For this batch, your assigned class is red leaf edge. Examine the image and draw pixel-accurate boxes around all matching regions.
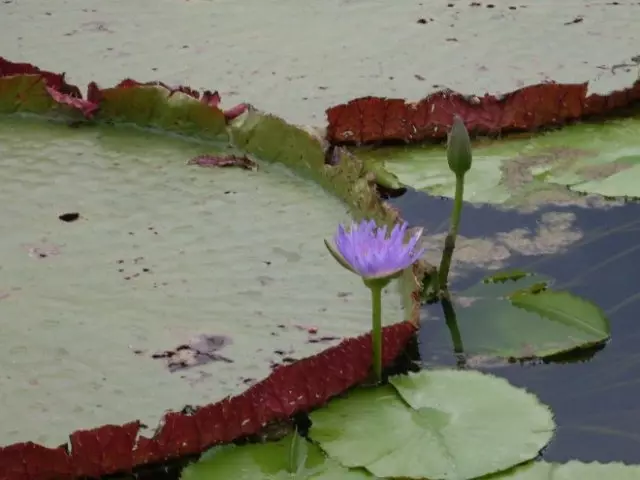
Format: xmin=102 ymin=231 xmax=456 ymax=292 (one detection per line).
xmin=0 ymin=57 xmax=81 ymax=98
xmin=0 ymin=322 xmax=417 ymax=480
xmin=326 ymin=80 xmax=640 ymax=145
xmin=0 ymin=57 xmax=246 ymax=122
xmin=44 ymin=87 xmax=99 ymax=118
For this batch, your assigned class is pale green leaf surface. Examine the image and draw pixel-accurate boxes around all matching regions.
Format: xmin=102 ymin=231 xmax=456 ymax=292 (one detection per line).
xmin=445 ymin=275 xmax=610 ymax=359
xmin=510 ymin=291 xmax=610 ymax=340
xmin=487 ymin=460 xmax=640 ymax=479
xmin=356 ymin=118 xmax=640 ymax=206
xmin=181 ymin=436 xmax=376 ymax=480
xmin=0 ymin=117 xmax=405 ymax=447
xmin=570 ymin=164 xmax=640 ymax=198
xmin=310 ymin=370 xmax=555 ymax=480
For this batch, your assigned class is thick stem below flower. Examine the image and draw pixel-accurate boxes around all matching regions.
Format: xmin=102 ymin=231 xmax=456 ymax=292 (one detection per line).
xmin=371 ymin=284 xmax=383 ymax=382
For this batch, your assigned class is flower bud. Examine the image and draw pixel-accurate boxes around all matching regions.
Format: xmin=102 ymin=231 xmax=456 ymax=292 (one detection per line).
xmin=447 ymin=115 xmax=472 ymax=177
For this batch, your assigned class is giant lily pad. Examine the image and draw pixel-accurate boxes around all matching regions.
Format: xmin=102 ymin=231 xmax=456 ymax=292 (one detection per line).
xmin=424 ymin=272 xmax=610 ymax=362
xmin=488 ymin=460 xmax=640 ymax=479
xmin=181 ymin=435 xmax=376 ymax=479
xmin=0 ymin=115 xmax=412 ymax=447
xmin=310 ymin=369 xmax=555 ymax=480
xmin=356 ymin=117 xmax=640 ymax=207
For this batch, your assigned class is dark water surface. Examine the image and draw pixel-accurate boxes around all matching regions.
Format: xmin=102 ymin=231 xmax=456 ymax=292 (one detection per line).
xmin=392 ymin=189 xmax=640 ymax=464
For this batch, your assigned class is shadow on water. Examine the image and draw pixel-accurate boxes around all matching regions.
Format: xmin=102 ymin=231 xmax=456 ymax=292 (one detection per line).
xmin=391 ymin=188 xmax=640 ymax=464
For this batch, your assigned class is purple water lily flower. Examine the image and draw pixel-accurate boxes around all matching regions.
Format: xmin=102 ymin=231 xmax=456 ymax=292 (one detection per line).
xmin=326 ymin=219 xmax=425 ymax=280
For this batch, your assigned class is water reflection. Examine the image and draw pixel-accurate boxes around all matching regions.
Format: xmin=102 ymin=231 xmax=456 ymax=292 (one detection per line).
xmin=392 ymin=188 xmax=640 ymax=464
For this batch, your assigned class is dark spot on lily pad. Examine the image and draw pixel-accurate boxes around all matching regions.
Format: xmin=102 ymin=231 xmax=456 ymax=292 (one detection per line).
xmin=308 ymin=336 xmax=341 ymax=344
xmin=188 ymin=154 xmax=258 ymax=171
xmin=257 ymin=275 xmax=275 ymax=286
xmin=151 ymin=334 xmax=233 ymax=372
xmin=564 ymin=16 xmax=584 ymax=25
xmin=24 ymin=242 xmax=62 ymax=259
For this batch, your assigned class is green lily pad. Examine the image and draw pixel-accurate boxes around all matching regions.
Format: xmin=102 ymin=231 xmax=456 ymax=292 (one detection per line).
xmin=0 ymin=116 xmax=408 ymax=447
xmin=0 ymin=75 xmax=55 ymax=114
xmin=488 ymin=460 xmax=640 ymax=479
xmin=354 ymin=117 xmax=640 ymax=206
xmin=443 ymin=273 xmax=611 ymax=360
xmin=181 ymin=435 xmax=377 ymax=479
xmin=230 ymin=111 xmax=387 ymax=218
xmin=310 ymin=369 xmax=555 ymax=480
xmin=96 ymin=85 xmax=228 ymax=139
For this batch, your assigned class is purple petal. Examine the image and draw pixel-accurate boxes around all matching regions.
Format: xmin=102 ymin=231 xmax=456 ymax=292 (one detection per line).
xmin=329 ymin=219 xmax=426 ymax=279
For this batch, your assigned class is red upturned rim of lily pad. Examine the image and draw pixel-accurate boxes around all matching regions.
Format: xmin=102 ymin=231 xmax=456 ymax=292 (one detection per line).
xmin=325 ymin=77 xmax=640 ymax=145
xmin=0 ymin=323 xmax=417 ymax=480
xmin=0 ymin=56 xmax=248 ymax=122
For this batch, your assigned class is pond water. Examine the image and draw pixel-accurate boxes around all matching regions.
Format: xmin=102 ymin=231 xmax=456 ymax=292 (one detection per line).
xmin=393 ymin=189 xmax=640 ymax=464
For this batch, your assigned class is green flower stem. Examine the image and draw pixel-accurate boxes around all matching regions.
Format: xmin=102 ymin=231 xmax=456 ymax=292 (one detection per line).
xmin=370 ymin=283 xmax=383 ymax=382
xmin=438 ymin=173 xmax=465 ymax=289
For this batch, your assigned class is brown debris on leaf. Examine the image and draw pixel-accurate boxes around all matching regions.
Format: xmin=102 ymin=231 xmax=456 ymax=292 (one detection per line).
xmin=188 ymin=154 xmax=258 ymax=171
xmin=326 ymin=80 xmax=640 ymax=145
xmin=151 ymin=334 xmax=234 ymax=372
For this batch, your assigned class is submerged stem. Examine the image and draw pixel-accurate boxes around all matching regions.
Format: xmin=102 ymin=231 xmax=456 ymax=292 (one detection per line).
xmin=438 ymin=174 xmax=465 ymax=289
xmin=441 ymin=297 xmax=464 ymax=356
xmin=371 ymin=284 xmax=383 ymax=382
